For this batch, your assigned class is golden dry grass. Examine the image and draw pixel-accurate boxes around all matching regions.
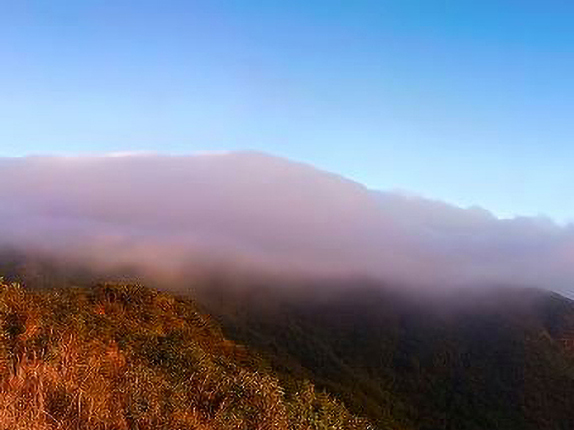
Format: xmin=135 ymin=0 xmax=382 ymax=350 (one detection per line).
xmin=0 ymin=281 xmax=372 ymax=430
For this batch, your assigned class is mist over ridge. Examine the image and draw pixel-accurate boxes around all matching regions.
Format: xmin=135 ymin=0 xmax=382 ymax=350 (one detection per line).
xmin=1 ymin=151 xmax=573 ymax=294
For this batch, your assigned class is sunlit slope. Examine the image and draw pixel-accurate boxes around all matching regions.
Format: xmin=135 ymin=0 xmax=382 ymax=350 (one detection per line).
xmin=0 ymin=281 xmax=372 ymax=430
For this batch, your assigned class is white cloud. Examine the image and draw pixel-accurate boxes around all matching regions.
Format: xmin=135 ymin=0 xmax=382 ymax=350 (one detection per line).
xmin=0 ymin=152 xmax=573 ymax=294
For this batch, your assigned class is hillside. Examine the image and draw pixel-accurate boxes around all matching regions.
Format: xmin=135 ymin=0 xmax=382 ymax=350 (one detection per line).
xmin=0 ymin=280 xmax=371 ymax=430
xmin=207 ymin=284 xmax=574 ymax=430
xmin=3 ymin=253 xmax=574 ymax=429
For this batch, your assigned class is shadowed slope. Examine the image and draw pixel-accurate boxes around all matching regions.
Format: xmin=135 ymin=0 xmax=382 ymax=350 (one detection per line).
xmin=209 ymin=284 xmax=574 ymax=430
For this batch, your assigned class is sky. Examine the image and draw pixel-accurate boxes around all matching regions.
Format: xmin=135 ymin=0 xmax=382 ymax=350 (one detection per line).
xmin=1 ymin=1 xmax=573 ymax=222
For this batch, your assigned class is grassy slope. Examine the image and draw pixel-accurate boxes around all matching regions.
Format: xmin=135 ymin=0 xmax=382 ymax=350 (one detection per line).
xmin=0 ymin=280 xmax=373 ymax=430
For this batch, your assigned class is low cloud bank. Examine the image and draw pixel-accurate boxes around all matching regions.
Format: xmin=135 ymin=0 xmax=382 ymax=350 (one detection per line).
xmin=1 ymin=152 xmax=573 ymax=293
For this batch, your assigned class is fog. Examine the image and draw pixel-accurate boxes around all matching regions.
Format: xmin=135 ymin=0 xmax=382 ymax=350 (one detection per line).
xmin=1 ymin=152 xmax=573 ymax=294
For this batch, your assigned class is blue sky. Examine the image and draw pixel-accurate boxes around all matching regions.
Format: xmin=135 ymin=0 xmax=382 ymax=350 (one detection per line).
xmin=1 ymin=1 xmax=573 ymax=221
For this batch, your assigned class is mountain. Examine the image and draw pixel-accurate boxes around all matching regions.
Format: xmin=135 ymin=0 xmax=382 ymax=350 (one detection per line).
xmin=2 ymin=152 xmax=574 ymax=429
xmin=2 ymin=254 xmax=574 ymax=429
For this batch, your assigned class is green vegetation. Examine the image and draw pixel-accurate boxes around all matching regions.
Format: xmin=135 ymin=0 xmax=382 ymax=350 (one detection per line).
xmin=0 ymin=280 xmax=372 ymax=430
xmin=210 ymin=286 xmax=574 ymax=430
